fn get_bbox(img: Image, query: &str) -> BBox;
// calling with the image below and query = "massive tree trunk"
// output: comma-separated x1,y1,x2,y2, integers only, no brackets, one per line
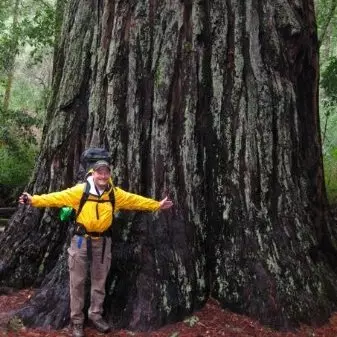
0,0,336,332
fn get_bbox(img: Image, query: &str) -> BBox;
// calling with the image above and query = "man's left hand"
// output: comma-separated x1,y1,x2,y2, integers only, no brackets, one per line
159,196,173,210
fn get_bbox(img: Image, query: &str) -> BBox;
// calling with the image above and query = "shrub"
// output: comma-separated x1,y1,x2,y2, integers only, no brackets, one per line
0,144,37,187
0,107,39,204
324,149,337,205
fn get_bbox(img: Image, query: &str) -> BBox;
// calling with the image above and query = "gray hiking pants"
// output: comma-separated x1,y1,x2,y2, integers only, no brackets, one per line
68,235,112,325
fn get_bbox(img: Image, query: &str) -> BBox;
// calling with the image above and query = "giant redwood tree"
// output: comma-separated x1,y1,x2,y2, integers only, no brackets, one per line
1,0,337,332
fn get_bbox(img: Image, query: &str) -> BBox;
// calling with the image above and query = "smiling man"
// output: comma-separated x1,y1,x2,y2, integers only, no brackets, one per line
19,159,173,337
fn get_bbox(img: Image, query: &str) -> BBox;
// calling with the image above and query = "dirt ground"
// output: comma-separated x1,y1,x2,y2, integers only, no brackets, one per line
1,289,337,337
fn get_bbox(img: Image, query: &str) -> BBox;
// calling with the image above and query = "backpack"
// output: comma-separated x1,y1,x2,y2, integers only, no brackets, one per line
59,147,115,223
77,147,111,181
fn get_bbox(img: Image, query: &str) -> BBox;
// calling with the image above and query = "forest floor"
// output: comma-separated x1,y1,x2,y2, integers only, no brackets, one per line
1,289,337,336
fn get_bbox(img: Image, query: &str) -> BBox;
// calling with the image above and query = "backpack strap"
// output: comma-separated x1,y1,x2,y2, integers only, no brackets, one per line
76,182,116,220
74,182,116,264
76,181,90,219
109,187,115,214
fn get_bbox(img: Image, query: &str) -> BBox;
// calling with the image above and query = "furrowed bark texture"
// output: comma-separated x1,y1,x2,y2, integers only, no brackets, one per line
206,0,337,329
0,0,336,331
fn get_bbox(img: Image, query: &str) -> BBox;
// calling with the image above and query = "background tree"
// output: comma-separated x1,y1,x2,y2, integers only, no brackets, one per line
315,0,337,47
0,0,58,204
1,0,337,332
315,0,337,202
1,0,20,111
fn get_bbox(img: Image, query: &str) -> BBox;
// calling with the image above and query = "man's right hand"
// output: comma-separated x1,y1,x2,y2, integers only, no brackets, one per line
19,192,32,205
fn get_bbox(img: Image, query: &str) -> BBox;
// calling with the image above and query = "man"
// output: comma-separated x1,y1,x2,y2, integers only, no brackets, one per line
19,160,173,337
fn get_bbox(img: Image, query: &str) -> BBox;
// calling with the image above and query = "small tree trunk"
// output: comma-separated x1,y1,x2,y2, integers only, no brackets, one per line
3,0,20,111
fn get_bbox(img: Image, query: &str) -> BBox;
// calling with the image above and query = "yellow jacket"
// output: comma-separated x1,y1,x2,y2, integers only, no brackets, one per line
32,183,160,233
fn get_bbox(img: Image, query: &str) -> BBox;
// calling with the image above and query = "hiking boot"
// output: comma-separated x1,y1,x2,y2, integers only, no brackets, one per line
72,324,84,337
90,318,110,332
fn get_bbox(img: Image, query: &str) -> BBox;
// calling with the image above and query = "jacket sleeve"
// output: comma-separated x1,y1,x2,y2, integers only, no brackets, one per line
114,187,160,211
31,184,84,208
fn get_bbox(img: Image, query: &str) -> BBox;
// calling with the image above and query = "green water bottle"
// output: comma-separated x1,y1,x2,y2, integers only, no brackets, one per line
59,207,74,222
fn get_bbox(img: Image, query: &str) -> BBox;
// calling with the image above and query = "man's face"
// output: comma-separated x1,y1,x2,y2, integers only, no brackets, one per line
92,167,110,189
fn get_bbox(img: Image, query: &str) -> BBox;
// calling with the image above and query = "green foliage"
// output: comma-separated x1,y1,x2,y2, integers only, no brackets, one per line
0,1,53,198
321,102,337,147
0,106,39,187
315,0,337,44
320,101,337,203
0,2,20,81
20,1,56,63
315,0,337,204
324,152,337,204
0,145,36,187
0,0,56,105
0,107,40,144
0,0,56,62
321,57,337,103
10,67,50,111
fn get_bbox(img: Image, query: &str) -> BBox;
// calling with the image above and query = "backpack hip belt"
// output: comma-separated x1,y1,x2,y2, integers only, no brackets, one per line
73,223,111,264
74,223,111,238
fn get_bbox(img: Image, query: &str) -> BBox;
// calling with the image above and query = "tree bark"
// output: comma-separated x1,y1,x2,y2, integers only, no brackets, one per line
204,0,337,329
1,0,336,332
